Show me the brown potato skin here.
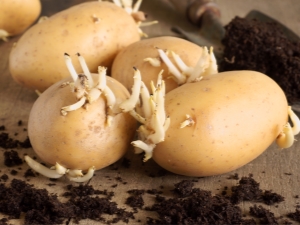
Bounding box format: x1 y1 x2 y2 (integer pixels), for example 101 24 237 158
28 75 137 171
153 71 288 177
111 36 206 93
0 0 41 36
9 1 140 91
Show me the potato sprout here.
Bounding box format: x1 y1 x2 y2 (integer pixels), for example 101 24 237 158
61 53 117 125
180 114 195 128
111 0 158 37
120 69 170 161
276 106 300 149
0 30 9 41
146 46 218 85
25 53 130 182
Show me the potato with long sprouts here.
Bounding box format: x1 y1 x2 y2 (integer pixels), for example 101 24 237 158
112 36 218 93
9 0 151 92
26 53 137 182
125 67 299 176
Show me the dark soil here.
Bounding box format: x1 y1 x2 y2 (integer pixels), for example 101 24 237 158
220 16 300 104
126 189 146 209
231 175 284 205
287 209 300 222
249 205 279 224
0 133 31 149
145 175 287 224
3 150 23 167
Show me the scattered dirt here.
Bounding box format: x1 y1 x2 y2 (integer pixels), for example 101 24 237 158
0 123 298 224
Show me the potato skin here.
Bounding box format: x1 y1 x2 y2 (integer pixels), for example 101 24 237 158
0 0 41 36
9 1 140 91
111 36 206 93
153 71 288 177
28 76 137 171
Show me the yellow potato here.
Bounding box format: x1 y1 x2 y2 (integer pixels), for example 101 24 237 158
9 1 140 91
0 0 41 40
28 75 137 171
111 36 209 93
152 70 288 177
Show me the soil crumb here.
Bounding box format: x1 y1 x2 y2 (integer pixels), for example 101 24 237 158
3 150 23 167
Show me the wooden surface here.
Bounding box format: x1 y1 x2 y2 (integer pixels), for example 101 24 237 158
1 0 300 224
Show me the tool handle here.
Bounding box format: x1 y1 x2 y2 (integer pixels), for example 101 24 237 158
167 0 221 27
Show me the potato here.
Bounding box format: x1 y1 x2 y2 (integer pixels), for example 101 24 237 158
28 75 137 172
149 71 289 176
9 1 141 91
0 0 41 40
111 36 216 93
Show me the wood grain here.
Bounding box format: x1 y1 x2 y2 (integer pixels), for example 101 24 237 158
1 0 300 224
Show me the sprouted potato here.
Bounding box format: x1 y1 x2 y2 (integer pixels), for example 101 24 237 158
0 0 41 41
121 53 300 177
25 53 137 182
9 0 151 92
111 36 218 93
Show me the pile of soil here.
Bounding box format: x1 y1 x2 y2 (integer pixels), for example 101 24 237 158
145 176 287 224
0 179 134 224
220 16 300 104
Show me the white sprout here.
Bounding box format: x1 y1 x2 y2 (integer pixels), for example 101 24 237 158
87 88 102 103
139 20 159 27
67 167 95 182
119 68 142 112
144 57 161 67
77 53 93 87
37 16 48 23
0 29 9 41
61 96 87 116
129 110 146 124
276 106 300 149
96 66 107 91
146 47 218 85
171 51 193 74
180 114 195 128
25 155 95 182
111 0 157 37
140 81 151 119
204 47 218 76
51 162 68 175
103 85 117 126
157 49 186 84
121 69 169 162
132 0 142 13
61 53 118 125
131 140 156 161
186 47 209 83
92 14 101 23
64 53 78 82
68 169 83 177
25 155 64 179
276 123 294 149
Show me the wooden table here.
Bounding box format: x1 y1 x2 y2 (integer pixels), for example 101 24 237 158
1 0 300 224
